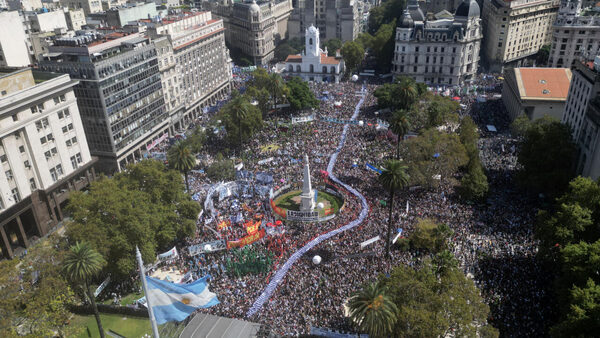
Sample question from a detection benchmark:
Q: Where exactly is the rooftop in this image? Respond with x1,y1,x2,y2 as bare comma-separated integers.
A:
513,67,572,101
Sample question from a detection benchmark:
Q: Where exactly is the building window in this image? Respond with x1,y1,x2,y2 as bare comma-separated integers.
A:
29,178,36,190
50,168,58,182
0,155,6,163
12,114,18,122
71,156,78,169
0,197,4,210
11,188,20,203
19,146,25,153
56,164,63,175
47,133,53,141
71,137,77,144
24,160,30,168
5,170,13,180
30,103,44,114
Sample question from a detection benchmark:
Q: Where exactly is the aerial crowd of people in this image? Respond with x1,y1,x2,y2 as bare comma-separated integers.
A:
146,73,551,336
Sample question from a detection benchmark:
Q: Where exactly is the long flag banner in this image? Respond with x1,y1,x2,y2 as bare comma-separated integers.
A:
227,229,266,249
146,275,219,324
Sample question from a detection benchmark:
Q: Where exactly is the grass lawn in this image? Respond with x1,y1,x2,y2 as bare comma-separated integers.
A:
101,291,144,306
274,190,343,216
71,313,151,338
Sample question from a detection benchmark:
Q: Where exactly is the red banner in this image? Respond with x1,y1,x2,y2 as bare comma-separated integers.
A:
227,229,265,249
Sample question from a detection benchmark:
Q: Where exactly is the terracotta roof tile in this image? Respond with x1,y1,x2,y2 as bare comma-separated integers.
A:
320,52,340,65
285,54,302,63
514,68,572,101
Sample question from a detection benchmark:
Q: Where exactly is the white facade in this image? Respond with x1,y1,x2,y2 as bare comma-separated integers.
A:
563,59,600,141
392,0,481,86
59,0,102,15
146,11,232,130
7,0,42,10
65,8,86,31
288,0,361,42
0,69,92,211
482,0,559,71
0,11,31,67
27,10,69,33
283,25,344,82
549,0,600,68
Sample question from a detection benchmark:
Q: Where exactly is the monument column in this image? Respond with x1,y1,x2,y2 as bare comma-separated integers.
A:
300,154,315,211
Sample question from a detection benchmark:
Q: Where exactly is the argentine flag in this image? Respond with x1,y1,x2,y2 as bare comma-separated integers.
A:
146,275,220,324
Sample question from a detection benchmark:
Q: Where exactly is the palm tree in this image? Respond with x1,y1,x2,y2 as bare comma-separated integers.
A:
229,95,249,155
395,77,417,110
269,73,285,109
348,281,398,337
389,111,411,160
168,141,195,193
379,160,410,258
63,242,106,338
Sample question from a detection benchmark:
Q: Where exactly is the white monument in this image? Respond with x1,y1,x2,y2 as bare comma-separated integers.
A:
300,154,315,211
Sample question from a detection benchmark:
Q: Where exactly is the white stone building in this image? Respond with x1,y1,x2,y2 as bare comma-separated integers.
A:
482,0,559,72
391,0,481,86
0,68,96,258
284,25,344,83
0,11,31,67
207,0,293,65
145,11,232,130
549,0,600,68
564,58,600,178
59,0,102,15
563,58,600,141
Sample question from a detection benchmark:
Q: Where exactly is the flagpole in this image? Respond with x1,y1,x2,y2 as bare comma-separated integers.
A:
136,246,160,338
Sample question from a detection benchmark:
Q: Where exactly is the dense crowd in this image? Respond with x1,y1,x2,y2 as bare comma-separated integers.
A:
150,74,551,336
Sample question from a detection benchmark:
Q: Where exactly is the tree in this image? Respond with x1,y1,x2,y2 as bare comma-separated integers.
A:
168,141,196,193
286,76,318,111
245,85,271,116
182,127,206,154
274,42,297,62
518,116,576,197
400,129,469,189
550,278,600,337
370,20,397,72
206,153,236,181
379,160,410,257
269,72,288,108
322,38,342,56
409,219,453,253
389,110,410,159
0,236,78,338
536,45,551,66
510,114,532,138
348,281,398,337
425,95,460,128
219,93,262,150
66,160,199,280
381,258,497,337
459,163,489,201
63,242,106,338
340,41,365,73
395,76,418,110
535,177,600,336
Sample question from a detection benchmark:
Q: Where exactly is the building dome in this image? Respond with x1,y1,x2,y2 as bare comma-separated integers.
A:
455,0,480,18
399,9,414,28
407,0,425,22
249,0,260,13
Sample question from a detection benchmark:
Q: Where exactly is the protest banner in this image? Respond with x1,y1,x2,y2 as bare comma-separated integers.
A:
227,229,266,249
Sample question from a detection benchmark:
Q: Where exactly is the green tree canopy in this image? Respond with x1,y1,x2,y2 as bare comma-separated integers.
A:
510,114,532,138
66,160,199,280
168,141,196,193
219,93,263,149
536,176,600,336
286,76,318,111
400,129,469,189
379,159,410,257
380,258,497,337
409,219,454,253
340,41,365,73
322,38,342,56
517,116,576,197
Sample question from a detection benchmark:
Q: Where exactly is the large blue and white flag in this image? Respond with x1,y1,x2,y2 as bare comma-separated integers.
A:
146,275,219,324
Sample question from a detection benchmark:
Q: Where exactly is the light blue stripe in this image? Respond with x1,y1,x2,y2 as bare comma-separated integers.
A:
146,275,210,295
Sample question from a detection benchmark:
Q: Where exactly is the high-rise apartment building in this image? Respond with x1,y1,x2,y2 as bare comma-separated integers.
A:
482,0,559,71
548,0,600,68
563,58,600,141
40,32,170,173
0,68,96,258
392,0,482,85
207,0,292,65
288,0,361,42
563,58,600,178
145,11,231,129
